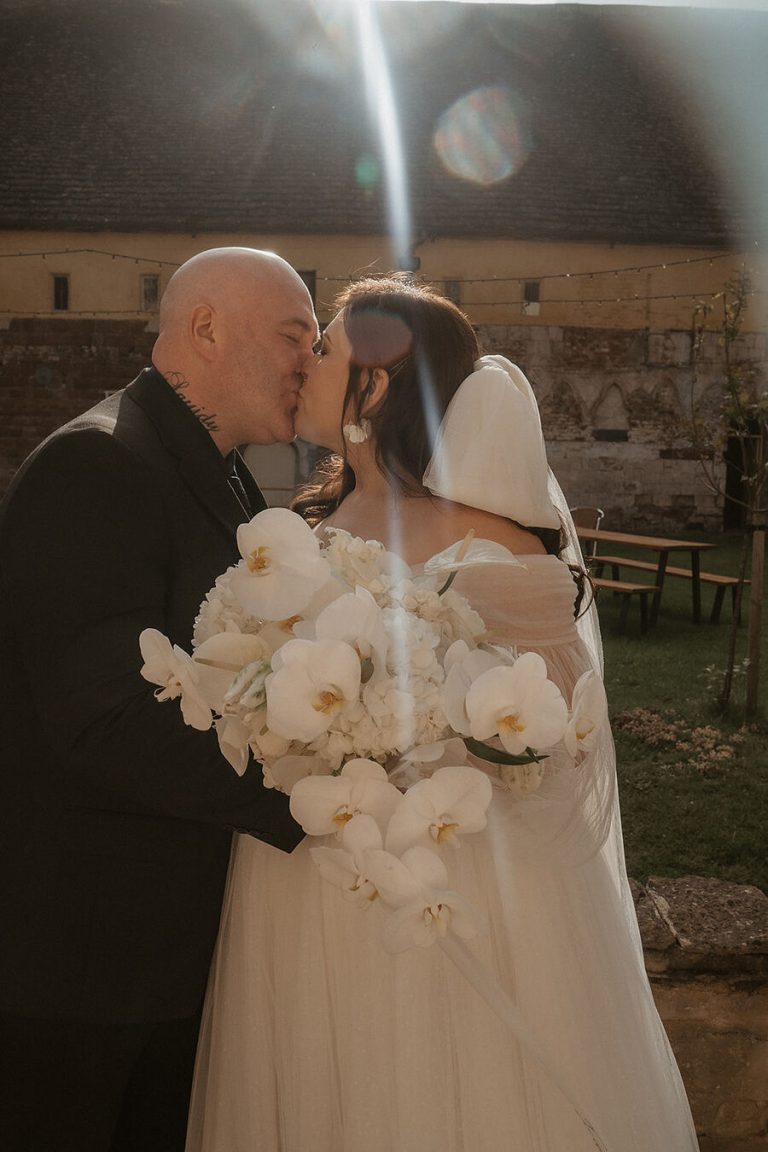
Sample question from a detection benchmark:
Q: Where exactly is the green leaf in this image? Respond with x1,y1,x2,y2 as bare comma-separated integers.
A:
463,737,548,767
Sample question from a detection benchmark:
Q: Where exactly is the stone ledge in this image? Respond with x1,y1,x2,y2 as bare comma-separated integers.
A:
632,877,768,1149
631,875,768,975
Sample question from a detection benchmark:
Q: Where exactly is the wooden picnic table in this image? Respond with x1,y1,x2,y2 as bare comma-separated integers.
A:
576,527,716,625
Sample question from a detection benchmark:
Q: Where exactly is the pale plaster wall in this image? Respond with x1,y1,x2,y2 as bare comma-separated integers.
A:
1,230,764,332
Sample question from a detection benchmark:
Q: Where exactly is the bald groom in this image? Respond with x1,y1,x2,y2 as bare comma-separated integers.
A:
0,249,319,1150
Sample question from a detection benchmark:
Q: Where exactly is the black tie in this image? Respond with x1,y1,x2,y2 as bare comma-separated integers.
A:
228,460,252,518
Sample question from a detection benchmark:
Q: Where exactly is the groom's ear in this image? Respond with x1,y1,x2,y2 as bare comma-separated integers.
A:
189,304,217,360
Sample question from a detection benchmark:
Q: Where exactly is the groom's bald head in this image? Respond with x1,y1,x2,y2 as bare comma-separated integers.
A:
153,247,318,453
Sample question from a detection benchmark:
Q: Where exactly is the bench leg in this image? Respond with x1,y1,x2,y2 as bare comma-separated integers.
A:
618,593,630,631
710,586,726,624
639,592,649,634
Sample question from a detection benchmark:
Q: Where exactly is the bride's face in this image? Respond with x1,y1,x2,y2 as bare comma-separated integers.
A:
296,311,354,450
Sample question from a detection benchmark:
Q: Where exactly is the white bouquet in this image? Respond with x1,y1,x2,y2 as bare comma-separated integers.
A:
139,507,607,950
139,508,611,1143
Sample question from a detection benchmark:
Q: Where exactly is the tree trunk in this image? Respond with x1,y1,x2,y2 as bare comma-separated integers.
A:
719,532,751,713
745,426,766,717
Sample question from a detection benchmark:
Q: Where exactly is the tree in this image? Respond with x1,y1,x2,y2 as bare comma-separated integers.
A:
688,272,767,716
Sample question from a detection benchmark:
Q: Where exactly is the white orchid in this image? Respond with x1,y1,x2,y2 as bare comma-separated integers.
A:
441,640,506,736
230,508,332,620
465,652,568,756
266,638,362,742
363,846,479,952
289,758,402,837
309,814,383,907
385,765,493,857
139,628,212,731
564,670,608,758
314,586,388,673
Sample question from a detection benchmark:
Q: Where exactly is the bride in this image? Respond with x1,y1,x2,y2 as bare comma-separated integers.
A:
186,277,699,1151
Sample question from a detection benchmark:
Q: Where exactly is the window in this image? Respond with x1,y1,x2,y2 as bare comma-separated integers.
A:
141,274,160,312
298,270,316,306
444,279,461,305
53,275,69,311
522,280,540,316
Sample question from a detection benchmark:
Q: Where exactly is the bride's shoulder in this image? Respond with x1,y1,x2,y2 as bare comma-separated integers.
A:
434,502,547,557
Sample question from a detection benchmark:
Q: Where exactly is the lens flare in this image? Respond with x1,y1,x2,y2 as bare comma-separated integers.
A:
434,85,532,186
355,153,380,190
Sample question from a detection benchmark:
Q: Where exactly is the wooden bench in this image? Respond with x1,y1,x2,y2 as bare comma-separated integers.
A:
591,556,749,624
590,576,659,633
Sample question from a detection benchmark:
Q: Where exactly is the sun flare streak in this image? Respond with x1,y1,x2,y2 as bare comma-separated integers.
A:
355,0,412,269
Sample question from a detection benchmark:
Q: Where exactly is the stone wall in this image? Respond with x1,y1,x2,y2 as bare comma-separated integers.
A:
633,875,768,1151
479,324,767,533
2,317,765,532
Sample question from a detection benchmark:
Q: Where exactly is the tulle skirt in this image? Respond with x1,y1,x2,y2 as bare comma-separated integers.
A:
186,798,699,1152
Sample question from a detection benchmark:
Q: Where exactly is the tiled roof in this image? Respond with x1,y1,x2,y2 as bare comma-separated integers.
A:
0,0,764,245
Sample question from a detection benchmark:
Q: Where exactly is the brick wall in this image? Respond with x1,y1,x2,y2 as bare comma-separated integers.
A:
0,319,155,493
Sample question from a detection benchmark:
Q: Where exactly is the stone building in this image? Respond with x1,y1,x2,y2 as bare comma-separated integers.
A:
1,0,766,527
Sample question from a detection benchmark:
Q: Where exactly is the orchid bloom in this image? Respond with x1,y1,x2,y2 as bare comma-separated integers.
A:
313,586,388,674
266,638,362,742
441,640,506,736
289,758,402,837
139,628,212,731
363,846,479,952
309,814,383,907
564,670,608,758
230,508,332,620
385,765,493,857
465,652,568,756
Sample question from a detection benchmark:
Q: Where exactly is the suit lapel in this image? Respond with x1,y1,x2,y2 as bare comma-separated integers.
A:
125,368,250,538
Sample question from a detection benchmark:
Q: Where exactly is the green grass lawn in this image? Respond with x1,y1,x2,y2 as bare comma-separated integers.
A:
594,531,767,893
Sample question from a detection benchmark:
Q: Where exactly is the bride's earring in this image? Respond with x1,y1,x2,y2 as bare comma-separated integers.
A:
343,419,371,444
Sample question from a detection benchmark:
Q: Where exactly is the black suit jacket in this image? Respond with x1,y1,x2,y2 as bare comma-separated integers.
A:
0,368,303,1022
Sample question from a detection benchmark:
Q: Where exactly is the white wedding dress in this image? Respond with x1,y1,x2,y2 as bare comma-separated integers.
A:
186,548,699,1152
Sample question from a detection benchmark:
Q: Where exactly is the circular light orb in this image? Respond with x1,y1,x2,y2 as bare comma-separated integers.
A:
355,153,380,189
433,85,532,186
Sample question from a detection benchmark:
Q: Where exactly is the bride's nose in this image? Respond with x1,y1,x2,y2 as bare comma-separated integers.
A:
301,349,322,376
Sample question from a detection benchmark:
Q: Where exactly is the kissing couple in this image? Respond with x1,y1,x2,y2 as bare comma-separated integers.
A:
0,248,699,1151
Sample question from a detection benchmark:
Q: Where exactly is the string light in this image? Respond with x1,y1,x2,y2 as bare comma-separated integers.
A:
3,289,764,319
0,247,759,285
0,247,762,318
0,247,180,267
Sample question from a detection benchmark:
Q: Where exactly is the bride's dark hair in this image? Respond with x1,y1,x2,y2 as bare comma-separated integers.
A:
292,275,573,579
293,275,479,520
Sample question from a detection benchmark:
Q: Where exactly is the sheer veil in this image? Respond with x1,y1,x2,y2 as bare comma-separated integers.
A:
424,355,614,863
